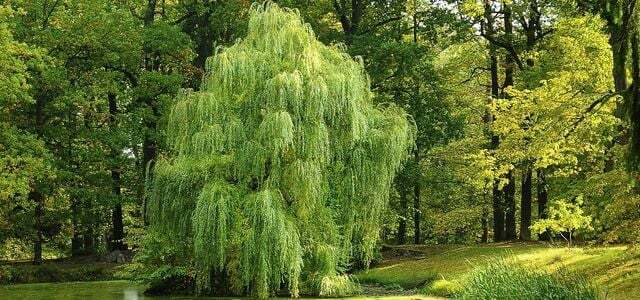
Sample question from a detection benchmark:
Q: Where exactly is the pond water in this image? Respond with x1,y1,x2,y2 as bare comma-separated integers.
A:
0,280,431,300
0,281,152,300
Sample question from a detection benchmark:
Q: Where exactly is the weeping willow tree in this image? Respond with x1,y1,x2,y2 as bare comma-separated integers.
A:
148,3,414,298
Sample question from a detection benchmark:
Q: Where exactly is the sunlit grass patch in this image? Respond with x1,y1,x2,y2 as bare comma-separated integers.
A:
456,258,599,299
356,244,638,299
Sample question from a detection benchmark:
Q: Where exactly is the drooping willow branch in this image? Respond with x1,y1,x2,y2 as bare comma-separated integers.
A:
148,3,415,298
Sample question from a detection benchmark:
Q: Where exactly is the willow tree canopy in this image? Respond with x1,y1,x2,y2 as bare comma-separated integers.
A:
148,3,415,298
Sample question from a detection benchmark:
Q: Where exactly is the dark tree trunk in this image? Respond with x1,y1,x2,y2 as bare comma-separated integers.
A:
71,198,83,256
397,191,407,244
483,0,504,243
605,27,629,171
83,197,95,255
332,0,364,45
492,182,504,242
520,169,532,240
502,3,517,241
111,170,125,250
141,0,158,226
193,12,213,71
504,171,517,240
144,0,157,26
537,170,549,241
31,190,44,265
603,0,634,171
611,31,629,95
629,31,640,170
481,206,489,243
32,96,46,265
413,149,421,245
108,93,125,251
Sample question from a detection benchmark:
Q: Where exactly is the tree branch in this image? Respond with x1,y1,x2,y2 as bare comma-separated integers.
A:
562,90,622,138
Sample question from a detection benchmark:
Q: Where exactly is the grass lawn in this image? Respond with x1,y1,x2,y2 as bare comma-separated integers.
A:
0,280,442,300
356,243,640,299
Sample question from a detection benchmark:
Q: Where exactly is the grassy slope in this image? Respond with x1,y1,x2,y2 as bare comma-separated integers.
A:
356,243,640,299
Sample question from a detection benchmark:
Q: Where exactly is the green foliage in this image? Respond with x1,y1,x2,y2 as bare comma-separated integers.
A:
531,198,593,246
422,279,463,297
0,263,119,285
317,275,362,297
148,3,414,298
456,258,600,300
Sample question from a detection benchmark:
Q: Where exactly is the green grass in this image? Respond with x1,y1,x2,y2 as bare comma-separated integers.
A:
456,258,599,299
356,243,640,299
0,261,123,284
0,280,442,299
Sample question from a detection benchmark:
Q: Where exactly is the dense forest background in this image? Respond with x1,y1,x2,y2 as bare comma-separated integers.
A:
1,0,640,277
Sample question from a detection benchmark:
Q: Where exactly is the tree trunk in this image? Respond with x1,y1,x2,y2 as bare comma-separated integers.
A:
141,0,158,226
504,171,517,240
31,190,44,265
520,169,532,240
108,93,125,251
83,199,95,255
481,206,489,243
611,30,629,95
71,198,83,256
629,31,640,170
411,16,421,245
605,24,630,171
502,3,517,241
537,169,549,241
492,182,504,242
603,0,635,171
332,0,364,45
32,96,46,265
413,149,421,245
397,190,407,244
484,0,504,243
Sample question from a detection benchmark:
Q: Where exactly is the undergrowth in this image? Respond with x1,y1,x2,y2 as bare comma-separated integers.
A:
456,258,601,300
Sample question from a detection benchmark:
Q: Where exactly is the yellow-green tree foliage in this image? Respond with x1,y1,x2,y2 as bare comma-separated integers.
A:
148,3,414,298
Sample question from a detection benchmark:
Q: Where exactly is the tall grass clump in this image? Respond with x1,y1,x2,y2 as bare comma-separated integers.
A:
456,258,600,300
146,2,414,298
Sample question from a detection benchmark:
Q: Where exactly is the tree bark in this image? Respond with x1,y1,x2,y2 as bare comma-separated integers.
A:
108,93,125,251
332,0,365,44
537,169,549,241
481,206,489,243
492,182,504,242
629,31,640,170
504,171,517,240
193,7,213,71
31,190,44,265
71,198,83,256
520,169,532,240
32,96,46,265
141,0,158,225
483,0,505,243
603,0,634,171
502,3,517,241
605,24,630,171
397,190,407,245
413,149,421,245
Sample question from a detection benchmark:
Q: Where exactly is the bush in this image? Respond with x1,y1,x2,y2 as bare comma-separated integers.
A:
423,278,462,297
142,265,194,296
456,258,600,300
0,263,115,284
317,275,362,297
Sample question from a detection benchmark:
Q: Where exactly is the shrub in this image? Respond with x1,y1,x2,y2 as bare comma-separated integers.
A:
423,278,462,297
0,263,115,284
142,265,194,296
456,258,600,300
317,275,362,297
